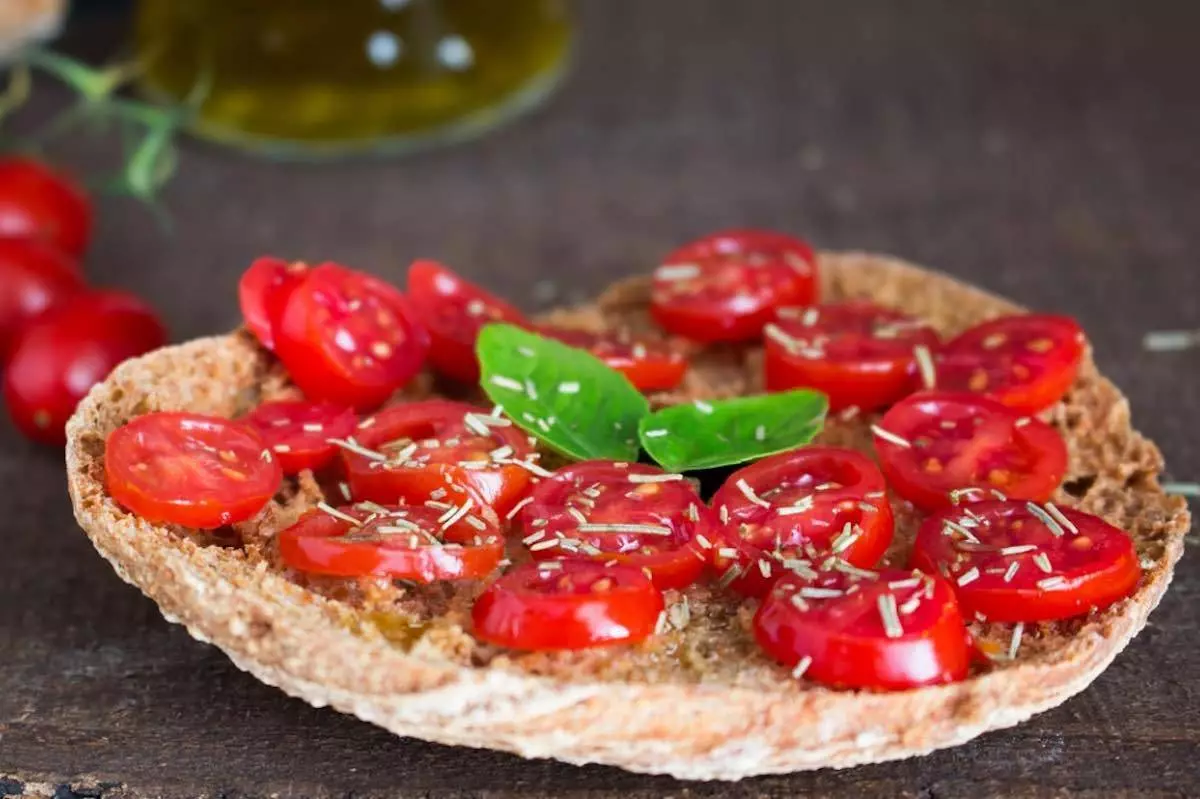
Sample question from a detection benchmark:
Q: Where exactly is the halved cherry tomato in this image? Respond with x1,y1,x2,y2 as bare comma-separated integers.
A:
539,325,687,392
516,460,715,590
242,400,357,474
278,502,503,581
873,392,1067,512
932,315,1085,414
764,302,939,412
754,567,971,690
709,447,894,596
472,561,663,651
0,158,91,257
4,290,166,446
650,229,817,343
406,259,530,383
105,412,282,528
0,237,84,358
238,257,309,351
912,500,1140,622
343,399,536,516
275,263,429,410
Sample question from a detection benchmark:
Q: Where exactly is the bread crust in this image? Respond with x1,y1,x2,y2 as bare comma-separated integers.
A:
65,252,1189,781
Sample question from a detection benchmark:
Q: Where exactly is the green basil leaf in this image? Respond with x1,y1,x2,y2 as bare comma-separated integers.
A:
638,390,828,472
477,324,649,462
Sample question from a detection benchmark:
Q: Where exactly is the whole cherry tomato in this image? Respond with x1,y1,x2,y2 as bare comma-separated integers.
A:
0,237,84,358
0,158,92,257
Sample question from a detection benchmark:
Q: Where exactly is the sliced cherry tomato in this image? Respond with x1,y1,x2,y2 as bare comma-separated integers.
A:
709,447,894,596
764,302,939,412
238,257,310,351
278,502,503,581
0,158,92,257
105,412,282,528
4,290,166,446
343,399,536,516
912,500,1140,622
275,263,429,410
0,237,85,358
472,561,663,651
650,229,817,343
241,400,357,474
754,567,971,690
873,392,1067,512
516,460,715,590
539,325,687,392
406,259,530,383
932,315,1085,414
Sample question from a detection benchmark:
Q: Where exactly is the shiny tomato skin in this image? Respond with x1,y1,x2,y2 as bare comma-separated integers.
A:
873,392,1067,512
406,259,530,383
539,326,688,393
516,460,715,590
0,158,92,256
754,568,971,690
238,257,310,351
0,237,85,358
105,412,282,528
933,315,1085,414
651,229,817,343
4,291,166,446
764,302,940,412
912,500,1140,622
275,263,429,411
472,561,664,651
241,400,357,474
278,503,503,581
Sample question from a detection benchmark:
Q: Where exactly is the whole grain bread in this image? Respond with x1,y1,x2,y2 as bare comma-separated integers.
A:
64,252,1189,780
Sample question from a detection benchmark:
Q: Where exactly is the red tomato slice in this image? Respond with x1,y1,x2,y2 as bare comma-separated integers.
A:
343,399,537,516
0,238,84,358
241,400,357,474
873,392,1067,512
278,502,503,581
932,315,1085,414
515,460,715,590
105,412,282,528
764,302,940,412
406,259,530,383
275,263,429,410
539,326,688,392
650,229,817,343
754,567,971,690
238,257,310,351
709,447,895,596
0,158,92,257
472,561,663,651
911,500,1140,622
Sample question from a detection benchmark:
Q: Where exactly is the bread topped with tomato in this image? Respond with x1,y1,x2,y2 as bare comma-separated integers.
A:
65,240,1189,781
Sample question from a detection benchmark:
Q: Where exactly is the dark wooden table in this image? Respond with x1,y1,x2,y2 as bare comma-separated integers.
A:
3,2,1199,797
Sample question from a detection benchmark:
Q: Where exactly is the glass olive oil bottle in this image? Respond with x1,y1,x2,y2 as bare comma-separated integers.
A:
135,0,572,157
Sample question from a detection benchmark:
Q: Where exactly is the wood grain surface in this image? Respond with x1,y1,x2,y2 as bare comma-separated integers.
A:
2,1,1198,796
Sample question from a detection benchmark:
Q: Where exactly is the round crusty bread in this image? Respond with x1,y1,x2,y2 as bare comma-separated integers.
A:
64,252,1189,781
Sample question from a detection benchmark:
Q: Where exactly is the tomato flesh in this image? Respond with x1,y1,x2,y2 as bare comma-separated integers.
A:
0,158,92,256
539,326,687,392
710,447,894,596
343,399,536,516
105,412,282,528
651,230,817,343
764,302,939,412
278,502,503,581
472,561,663,651
873,392,1067,511
0,238,84,358
933,315,1085,414
242,400,357,474
275,263,429,410
238,257,310,351
516,460,715,590
754,567,971,690
406,259,530,383
912,500,1140,622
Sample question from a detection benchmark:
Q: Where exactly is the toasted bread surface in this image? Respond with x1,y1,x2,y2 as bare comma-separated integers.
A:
65,252,1189,780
